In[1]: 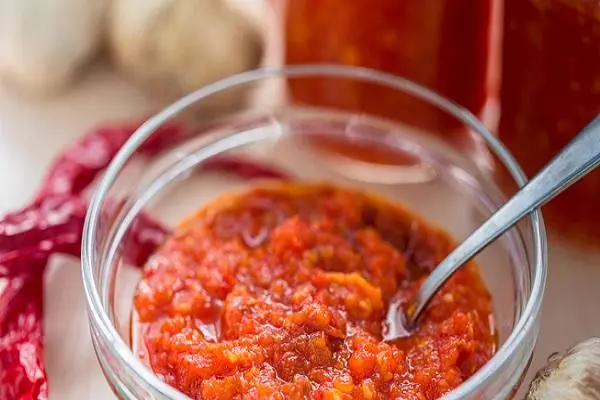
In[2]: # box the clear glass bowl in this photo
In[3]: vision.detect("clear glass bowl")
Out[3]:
[81,65,547,399]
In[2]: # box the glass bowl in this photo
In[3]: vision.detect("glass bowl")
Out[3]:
[81,65,547,399]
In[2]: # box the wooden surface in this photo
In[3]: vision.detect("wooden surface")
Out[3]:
[1,64,599,399]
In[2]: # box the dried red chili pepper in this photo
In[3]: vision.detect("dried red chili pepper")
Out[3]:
[0,195,87,272]
[0,263,48,400]
[0,196,169,278]
[0,204,167,399]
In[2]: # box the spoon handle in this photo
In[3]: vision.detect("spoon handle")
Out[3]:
[410,115,600,324]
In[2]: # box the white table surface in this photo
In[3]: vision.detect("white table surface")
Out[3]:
[1,64,599,399]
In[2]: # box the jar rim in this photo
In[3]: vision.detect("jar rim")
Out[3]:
[81,64,547,399]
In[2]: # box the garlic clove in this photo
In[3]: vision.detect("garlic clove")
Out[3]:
[108,0,265,109]
[0,0,108,96]
[527,338,600,400]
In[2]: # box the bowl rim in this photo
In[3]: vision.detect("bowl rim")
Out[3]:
[81,64,547,399]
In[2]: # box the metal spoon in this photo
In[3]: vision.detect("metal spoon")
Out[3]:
[384,115,600,342]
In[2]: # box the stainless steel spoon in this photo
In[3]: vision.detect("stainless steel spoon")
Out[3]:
[384,114,600,342]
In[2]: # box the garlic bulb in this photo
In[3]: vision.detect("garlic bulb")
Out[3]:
[0,0,107,95]
[527,338,600,400]
[108,0,264,107]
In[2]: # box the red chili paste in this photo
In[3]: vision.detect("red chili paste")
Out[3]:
[133,183,495,399]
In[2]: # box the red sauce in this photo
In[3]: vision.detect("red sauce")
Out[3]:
[284,0,494,161]
[133,183,496,399]
[498,0,600,245]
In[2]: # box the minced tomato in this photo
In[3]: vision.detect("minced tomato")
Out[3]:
[133,183,495,399]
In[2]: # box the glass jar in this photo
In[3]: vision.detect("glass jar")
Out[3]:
[498,0,600,245]
[81,65,547,399]
[283,0,497,162]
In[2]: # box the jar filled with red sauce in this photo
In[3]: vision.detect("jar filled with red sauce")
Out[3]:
[498,0,600,245]
[283,0,497,164]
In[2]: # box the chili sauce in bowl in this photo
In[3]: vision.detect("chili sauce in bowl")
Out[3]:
[132,182,495,399]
